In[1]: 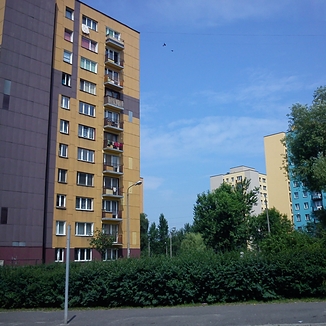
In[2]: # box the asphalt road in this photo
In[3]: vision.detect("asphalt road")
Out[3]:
[0,301,326,326]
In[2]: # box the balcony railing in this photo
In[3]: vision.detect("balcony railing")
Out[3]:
[106,35,124,49]
[103,139,123,151]
[312,193,322,200]
[104,75,123,89]
[105,54,124,69]
[102,210,122,220]
[103,163,123,174]
[102,186,123,197]
[104,118,123,130]
[104,96,124,110]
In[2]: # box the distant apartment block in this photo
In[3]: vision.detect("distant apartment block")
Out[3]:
[210,166,268,216]
[0,0,141,264]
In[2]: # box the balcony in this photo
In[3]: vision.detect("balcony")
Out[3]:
[102,186,123,198]
[104,96,124,110]
[103,139,123,152]
[104,75,123,91]
[106,35,124,50]
[105,54,124,70]
[312,193,322,200]
[104,117,123,132]
[102,210,122,221]
[103,163,123,175]
[102,232,123,245]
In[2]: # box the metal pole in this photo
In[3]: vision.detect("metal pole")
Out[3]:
[64,225,71,324]
[264,195,271,234]
[148,236,150,257]
[127,190,130,258]
[170,232,172,258]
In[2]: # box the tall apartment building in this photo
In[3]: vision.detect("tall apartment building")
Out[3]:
[0,0,141,264]
[210,166,268,216]
[264,132,325,229]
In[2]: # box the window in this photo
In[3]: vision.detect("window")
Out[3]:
[62,73,71,87]
[75,222,93,236]
[3,79,11,110]
[77,148,94,163]
[64,29,73,42]
[103,224,119,238]
[82,16,97,31]
[103,177,119,190]
[104,154,120,171]
[74,248,92,261]
[58,169,67,183]
[304,202,309,209]
[60,119,69,134]
[78,124,95,140]
[56,194,66,208]
[305,214,311,221]
[293,181,299,187]
[106,27,120,40]
[61,95,70,109]
[80,79,96,95]
[295,203,300,210]
[65,7,74,20]
[262,178,266,183]
[80,57,97,73]
[128,110,133,123]
[103,249,119,261]
[59,143,68,158]
[296,214,301,222]
[81,36,98,53]
[76,197,93,211]
[77,172,94,186]
[105,89,122,100]
[103,200,119,213]
[237,176,242,181]
[303,191,308,198]
[56,221,66,235]
[262,185,266,191]
[63,50,72,64]
[106,48,121,65]
[55,248,65,262]
[79,101,95,117]
[1,207,8,224]
[293,192,299,199]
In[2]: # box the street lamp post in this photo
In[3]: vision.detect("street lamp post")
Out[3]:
[264,193,271,234]
[169,227,176,258]
[127,180,142,258]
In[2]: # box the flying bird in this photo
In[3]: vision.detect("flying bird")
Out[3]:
[163,43,166,47]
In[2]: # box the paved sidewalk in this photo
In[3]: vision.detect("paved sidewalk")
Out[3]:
[0,301,326,326]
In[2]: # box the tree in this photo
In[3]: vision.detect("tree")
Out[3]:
[89,229,114,260]
[283,86,326,192]
[148,222,159,256]
[193,179,258,253]
[248,208,292,250]
[180,233,206,253]
[157,213,169,255]
[140,213,149,253]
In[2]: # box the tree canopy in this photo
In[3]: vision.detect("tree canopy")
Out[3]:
[193,179,258,253]
[283,86,326,192]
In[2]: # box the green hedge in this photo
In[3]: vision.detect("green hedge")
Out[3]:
[1,249,326,309]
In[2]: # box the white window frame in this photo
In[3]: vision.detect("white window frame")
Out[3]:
[60,119,69,134]
[106,48,120,64]
[77,172,94,186]
[293,181,299,187]
[74,248,92,262]
[103,248,119,261]
[64,29,73,42]
[82,16,97,31]
[80,79,96,95]
[293,192,299,199]
[55,248,65,262]
[65,7,74,20]
[56,194,66,208]
[59,143,68,158]
[77,147,94,163]
[56,221,66,235]
[81,36,98,53]
[63,50,72,64]
[75,222,93,236]
[296,214,301,222]
[305,214,310,221]
[58,168,67,183]
[79,101,95,117]
[76,197,93,211]
[106,27,120,40]
[302,191,308,198]
[295,203,300,210]
[80,57,97,73]
[304,202,309,209]
[78,124,95,140]
[103,200,118,213]
[62,73,71,87]
[61,95,70,109]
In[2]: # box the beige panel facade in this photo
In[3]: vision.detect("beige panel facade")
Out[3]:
[0,0,6,45]
[52,0,141,261]
[264,132,292,220]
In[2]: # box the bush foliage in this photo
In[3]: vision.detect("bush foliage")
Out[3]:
[1,248,326,309]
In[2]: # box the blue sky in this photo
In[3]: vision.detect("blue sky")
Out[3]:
[86,0,326,229]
